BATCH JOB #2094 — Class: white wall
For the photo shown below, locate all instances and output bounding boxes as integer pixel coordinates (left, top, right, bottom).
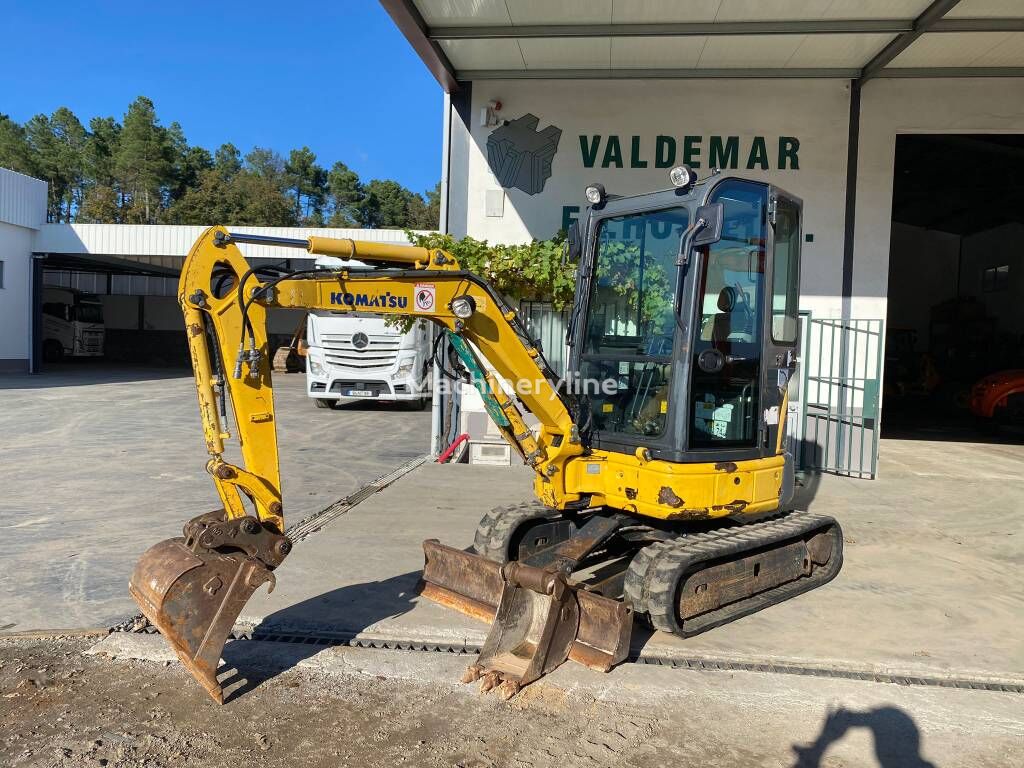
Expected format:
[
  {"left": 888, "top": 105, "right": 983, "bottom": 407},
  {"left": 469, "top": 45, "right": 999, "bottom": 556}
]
[
  {"left": 0, "top": 168, "right": 46, "bottom": 371},
  {"left": 451, "top": 77, "right": 1024, "bottom": 329},
  {"left": 0, "top": 221, "right": 34, "bottom": 367},
  {"left": 854, "top": 78, "right": 1024, "bottom": 322},
  {"left": 451, "top": 78, "right": 853, "bottom": 321}
]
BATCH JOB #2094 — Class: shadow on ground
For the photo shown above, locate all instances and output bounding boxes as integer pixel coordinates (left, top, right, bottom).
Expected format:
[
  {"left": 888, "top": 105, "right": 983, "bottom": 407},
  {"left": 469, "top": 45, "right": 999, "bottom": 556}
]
[
  {"left": 218, "top": 570, "right": 424, "bottom": 701},
  {"left": 0, "top": 361, "right": 189, "bottom": 389},
  {"left": 791, "top": 706, "right": 936, "bottom": 767}
]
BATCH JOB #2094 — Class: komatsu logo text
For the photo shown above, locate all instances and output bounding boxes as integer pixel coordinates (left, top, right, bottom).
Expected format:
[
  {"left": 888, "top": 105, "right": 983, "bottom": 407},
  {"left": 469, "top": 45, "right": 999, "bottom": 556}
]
[{"left": 329, "top": 291, "right": 408, "bottom": 309}]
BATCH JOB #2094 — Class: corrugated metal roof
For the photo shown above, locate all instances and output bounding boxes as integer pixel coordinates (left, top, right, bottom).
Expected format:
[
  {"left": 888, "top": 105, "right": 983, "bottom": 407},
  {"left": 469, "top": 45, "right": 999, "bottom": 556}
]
[
  {"left": 0, "top": 168, "right": 47, "bottom": 230},
  {"left": 34, "top": 224, "right": 433, "bottom": 262}
]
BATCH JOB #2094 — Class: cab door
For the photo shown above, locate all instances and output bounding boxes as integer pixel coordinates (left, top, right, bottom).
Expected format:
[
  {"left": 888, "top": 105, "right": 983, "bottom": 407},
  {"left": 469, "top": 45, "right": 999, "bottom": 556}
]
[{"left": 762, "top": 189, "right": 803, "bottom": 458}]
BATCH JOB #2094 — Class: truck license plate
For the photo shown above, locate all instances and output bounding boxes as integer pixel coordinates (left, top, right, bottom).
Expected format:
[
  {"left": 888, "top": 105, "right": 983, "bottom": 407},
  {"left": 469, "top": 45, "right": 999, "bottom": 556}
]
[{"left": 347, "top": 390, "right": 373, "bottom": 397}]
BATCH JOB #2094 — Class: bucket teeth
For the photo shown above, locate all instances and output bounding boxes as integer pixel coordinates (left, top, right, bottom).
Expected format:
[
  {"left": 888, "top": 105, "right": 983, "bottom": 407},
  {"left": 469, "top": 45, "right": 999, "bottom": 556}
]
[
  {"left": 479, "top": 671, "right": 502, "bottom": 693},
  {"left": 420, "top": 540, "right": 633, "bottom": 695}
]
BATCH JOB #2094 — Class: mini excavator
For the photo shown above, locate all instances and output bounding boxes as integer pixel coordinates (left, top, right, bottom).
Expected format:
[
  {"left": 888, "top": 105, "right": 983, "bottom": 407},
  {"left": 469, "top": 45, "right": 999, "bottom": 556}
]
[{"left": 129, "top": 168, "right": 842, "bottom": 703}]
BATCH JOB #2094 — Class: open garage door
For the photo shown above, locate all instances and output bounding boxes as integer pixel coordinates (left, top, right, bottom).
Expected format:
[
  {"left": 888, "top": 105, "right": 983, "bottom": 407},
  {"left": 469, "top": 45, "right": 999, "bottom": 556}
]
[
  {"left": 884, "top": 135, "right": 1024, "bottom": 443},
  {"left": 34, "top": 252, "right": 184, "bottom": 372}
]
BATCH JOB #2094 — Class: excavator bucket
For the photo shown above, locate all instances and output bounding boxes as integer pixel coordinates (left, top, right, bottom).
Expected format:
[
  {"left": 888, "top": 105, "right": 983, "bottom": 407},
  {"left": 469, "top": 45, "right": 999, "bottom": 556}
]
[
  {"left": 421, "top": 540, "right": 632, "bottom": 698},
  {"left": 128, "top": 513, "right": 285, "bottom": 704}
]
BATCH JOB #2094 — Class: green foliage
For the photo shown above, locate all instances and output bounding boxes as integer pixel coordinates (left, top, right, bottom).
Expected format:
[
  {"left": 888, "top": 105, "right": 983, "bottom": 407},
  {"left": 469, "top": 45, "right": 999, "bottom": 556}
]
[
  {"left": 0, "top": 114, "right": 37, "bottom": 177},
  {"left": 115, "top": 96, "right": 174, "bottom": 223},
  {"left": 407, "top": 231, "right": 577, "bottom": 310},
  {"left": 25, "top": 107, "right": 88, "bottom": 222},
  {"left": 0, "top": 96, "right": 438, "bottom": 229}
]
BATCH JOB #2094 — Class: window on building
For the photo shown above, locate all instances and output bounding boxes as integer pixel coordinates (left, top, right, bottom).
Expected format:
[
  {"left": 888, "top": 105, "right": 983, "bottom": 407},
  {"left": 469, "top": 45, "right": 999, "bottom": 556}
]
[
  {"left": 0, "top": 260, "right": 4, "bottom": 289},
  {"left": 983, "top": 264, "right": 1009, "bottom": 292}
]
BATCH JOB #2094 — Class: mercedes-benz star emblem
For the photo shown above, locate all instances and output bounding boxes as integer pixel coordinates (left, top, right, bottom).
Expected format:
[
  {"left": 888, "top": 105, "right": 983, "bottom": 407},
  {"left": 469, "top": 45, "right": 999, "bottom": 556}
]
[{"left": 352, "top": 332, "right": 369, "bottom": 350}]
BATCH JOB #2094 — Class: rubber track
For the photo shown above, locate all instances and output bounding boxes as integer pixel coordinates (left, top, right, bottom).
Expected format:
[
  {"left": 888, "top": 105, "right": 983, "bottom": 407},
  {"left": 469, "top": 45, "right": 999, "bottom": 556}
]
[
  {"left": 472, "top": 500, "right": 558, "bottom": 563},
  {"left": 631, "top": 510, "right": 843, "bottom": 636}
]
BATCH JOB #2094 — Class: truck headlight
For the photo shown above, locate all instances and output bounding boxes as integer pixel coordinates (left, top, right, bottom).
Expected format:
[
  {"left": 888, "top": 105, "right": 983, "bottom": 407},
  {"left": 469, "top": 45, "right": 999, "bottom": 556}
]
[
  {"left": 309, "top": 359, "right": 325, "bottom": 376},
  {"left": 397, "top": 358, "right": 416, "bottom": 377}
]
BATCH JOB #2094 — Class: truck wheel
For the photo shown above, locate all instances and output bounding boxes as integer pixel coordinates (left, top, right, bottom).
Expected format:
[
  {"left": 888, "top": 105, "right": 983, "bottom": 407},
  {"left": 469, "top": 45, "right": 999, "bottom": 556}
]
[
  {"left": 43, "top": 340, "right": 63, "bottom": 363},
  {"left": 314, "top": 398, "right": 336, "bottom": 410}
]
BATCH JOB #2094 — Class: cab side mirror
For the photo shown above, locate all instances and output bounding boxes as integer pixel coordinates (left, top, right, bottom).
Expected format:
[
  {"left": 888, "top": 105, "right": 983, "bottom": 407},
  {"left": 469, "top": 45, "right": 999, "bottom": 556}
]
[
  {"left": 564, "top": 220, "right": 582, "bottom": 264},
  {"left": 693, "top": 203, "right": 724, "bottom": 247}
]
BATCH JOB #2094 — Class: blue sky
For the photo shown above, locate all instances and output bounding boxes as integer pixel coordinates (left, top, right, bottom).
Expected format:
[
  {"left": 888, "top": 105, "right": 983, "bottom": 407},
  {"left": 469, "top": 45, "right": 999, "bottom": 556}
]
[{"left": 0, "top": 1, "right": 443, "bottom": 194}]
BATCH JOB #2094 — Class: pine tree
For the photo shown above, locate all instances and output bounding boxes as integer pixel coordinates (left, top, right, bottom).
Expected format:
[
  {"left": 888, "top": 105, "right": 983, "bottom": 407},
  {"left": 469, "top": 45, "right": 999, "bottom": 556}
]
[
  {"left": 114, "top": 96, "right": 172, "bottom": 223},
  {"left": 0, "top": 114, "right": 37, "bottom": 176},
  {"left": 327, "top": 161, "right": 363, "bottom": 226},
  {"left": 24, "top": 108, "right": 87, "bottom": 222},
  {"left": 285, "top": 147, "right": 327, "bottom": 224}
]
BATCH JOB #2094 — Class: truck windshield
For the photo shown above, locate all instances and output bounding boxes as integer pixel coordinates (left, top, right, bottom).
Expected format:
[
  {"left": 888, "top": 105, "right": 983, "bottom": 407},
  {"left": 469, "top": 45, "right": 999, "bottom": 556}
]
[
  {"left": 580, "top": 207, "right": 688, "bottom": 440},
  {"left": 74, "top": 304, "right": 104, "bottom": 324}
]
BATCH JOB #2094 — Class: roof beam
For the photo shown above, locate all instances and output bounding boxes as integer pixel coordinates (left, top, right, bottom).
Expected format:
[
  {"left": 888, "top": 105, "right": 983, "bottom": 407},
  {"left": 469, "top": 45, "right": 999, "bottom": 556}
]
[
  {"left": 429, "top": 17, "right": 1024, "bottom": 40},
  {"left": 931, "top": 17, "right": 1024, "bottom": 32},
  {"left": 457, "top": 68, "right": 862, "bottom": 80},
  {"left": 379, "top": 0, "right": 459, "bottom": 92},
  {"left": 431, "top": 20, "right": 911, "bottom": 39},
  {"left": 879, "top": 67, "right": 1024, "bottom": 77},
  {"left": 860, "top": 0, "right": 963, "bottom": 82}
]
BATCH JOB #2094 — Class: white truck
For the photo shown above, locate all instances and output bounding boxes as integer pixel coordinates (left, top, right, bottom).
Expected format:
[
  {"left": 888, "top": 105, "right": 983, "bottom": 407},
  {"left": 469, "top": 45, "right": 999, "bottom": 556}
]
[
  {"left": 41, "top": 287, "right": 105, "bottom": 362},
  {"left": 304, "top": 256, "right": 433, "bottom": 409}
]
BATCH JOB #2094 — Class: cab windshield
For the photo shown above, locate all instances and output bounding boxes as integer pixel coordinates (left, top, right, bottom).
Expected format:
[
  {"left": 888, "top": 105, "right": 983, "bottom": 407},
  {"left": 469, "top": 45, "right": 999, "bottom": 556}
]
[
  {"left": 74, "top": 304, "right": 104, "bottom": 324},
  {"left": 580, "top": 207, "right": 689, "bottom": 440}
]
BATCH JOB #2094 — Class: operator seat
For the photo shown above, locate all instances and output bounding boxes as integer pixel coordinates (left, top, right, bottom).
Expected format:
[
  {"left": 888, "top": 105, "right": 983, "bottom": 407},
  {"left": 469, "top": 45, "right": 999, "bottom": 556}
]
[{"left": 711, "top": 286, "right": 737, "bottom": 346}]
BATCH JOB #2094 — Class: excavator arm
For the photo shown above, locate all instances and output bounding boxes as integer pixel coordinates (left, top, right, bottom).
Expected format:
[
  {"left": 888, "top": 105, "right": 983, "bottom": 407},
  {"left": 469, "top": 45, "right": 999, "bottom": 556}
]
[{"left": 129, "top": 227, "right": 623, "bottom": 703}]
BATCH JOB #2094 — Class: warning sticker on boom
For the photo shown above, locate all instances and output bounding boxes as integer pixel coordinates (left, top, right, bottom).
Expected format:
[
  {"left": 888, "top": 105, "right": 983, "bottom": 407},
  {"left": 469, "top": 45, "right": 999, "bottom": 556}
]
[{"left": 414, "top": 284, "right": 435, "bottom": 313}]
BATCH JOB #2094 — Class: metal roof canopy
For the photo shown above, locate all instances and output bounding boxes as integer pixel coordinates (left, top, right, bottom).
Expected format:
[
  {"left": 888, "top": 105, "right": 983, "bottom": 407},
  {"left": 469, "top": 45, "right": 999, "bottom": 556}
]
[
  {"left": 381, "top": 0, "right": 1024, "bottom": 88},
  {"left": 36, "top": 252, "right": 182, "bottom": 278}
]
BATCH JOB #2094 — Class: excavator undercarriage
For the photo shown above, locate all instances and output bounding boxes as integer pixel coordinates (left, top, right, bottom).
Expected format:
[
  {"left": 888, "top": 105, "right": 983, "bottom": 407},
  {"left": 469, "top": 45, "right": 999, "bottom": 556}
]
[{"left": 422, "top": 503, "right": 841, "bottom": 697}]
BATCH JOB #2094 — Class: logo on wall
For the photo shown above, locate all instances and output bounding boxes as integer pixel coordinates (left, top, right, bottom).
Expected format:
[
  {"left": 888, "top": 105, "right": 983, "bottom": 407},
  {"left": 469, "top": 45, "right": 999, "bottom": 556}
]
[{"left": 486, "top": 114, "right": 562, "bottom": 196}]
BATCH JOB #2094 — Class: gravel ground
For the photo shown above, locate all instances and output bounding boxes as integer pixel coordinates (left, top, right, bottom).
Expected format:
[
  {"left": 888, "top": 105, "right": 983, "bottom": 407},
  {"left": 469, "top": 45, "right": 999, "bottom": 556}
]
[
  {"left": 0, "top": 636, "right": 669, "bottom": 768},
  {"left": 3, "top": 634, "right": 1021, "bottom": 768}
]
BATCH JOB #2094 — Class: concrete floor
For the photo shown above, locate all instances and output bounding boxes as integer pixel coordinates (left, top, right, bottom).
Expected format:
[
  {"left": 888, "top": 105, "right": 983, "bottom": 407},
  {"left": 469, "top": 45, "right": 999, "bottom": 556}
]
[
  {"left": 0, "top": 364, "right": 431, "bottom": 630},
  {"left": 2, "top": 365, "right": 1022, "bottom": 765},
  {"left": 242, "top": 441, "right": 1024, "bottom": 685}
]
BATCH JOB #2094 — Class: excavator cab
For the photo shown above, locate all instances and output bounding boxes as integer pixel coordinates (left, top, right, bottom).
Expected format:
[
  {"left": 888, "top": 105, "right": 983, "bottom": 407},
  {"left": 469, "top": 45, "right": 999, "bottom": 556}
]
[
  {"left": 129, "top": 169, "right": 840, "bottom": 704},
  {"left": 569, "top": 173, "right": 801, "bottom": 477}
]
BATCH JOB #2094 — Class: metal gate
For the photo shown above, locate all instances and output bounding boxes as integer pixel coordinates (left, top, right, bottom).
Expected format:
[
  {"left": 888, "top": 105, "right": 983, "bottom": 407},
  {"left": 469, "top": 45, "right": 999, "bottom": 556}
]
[
  {"left": 799, "top": 318, "right": 884, "bottom": 479},
  {"left": 519, "top": 300, "right": 569, "bottom": 377}
]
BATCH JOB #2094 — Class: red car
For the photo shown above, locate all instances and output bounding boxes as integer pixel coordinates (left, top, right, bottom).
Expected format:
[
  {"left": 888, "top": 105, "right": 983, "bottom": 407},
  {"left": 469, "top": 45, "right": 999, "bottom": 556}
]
[{"left": 970, "top": 369, "right": 1024, "bottom": 424}]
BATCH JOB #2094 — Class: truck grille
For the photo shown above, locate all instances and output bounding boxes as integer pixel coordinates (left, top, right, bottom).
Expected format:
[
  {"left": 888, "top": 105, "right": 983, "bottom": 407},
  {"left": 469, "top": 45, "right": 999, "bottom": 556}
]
[
  {"left": 83, "top": 331, "right": 103, "bottom": 353},
  {"left": 320, "top": 333, "right": 400, "bottom": 371}
]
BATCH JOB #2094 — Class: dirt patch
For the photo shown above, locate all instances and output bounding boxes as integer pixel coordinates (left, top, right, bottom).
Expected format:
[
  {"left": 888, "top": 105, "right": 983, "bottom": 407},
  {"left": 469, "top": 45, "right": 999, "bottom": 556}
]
[{"left": 0, "top": 636, "right": 676, "bottom": 768}]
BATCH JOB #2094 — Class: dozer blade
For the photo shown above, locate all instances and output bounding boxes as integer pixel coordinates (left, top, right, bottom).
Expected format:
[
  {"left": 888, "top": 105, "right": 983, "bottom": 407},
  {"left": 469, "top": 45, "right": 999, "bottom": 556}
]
[
  {"left": 420, "top": 540, "right": 632, "bottom": 698},
  {"left": 128, "top": 537, "right": 275, "bottom": 704}
]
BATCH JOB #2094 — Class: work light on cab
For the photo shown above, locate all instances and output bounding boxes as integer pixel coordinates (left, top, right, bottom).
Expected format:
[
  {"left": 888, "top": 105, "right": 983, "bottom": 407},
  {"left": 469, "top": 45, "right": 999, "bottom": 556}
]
[
  {"left": 669, "top": 164, "right": 695, "bottom": 189},
  {"left": 585, "top": 183, "right": 606, "bottom": 205}
]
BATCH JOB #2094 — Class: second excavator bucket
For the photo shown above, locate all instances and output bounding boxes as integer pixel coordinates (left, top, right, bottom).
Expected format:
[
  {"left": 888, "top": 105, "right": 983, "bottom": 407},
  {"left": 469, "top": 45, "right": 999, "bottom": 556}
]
[
  {"left": 128, "top": 511, "right": 288, "bottom": 703},
  {"left": 421, "top": 540, "right": 632, "bottom": 697}
]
